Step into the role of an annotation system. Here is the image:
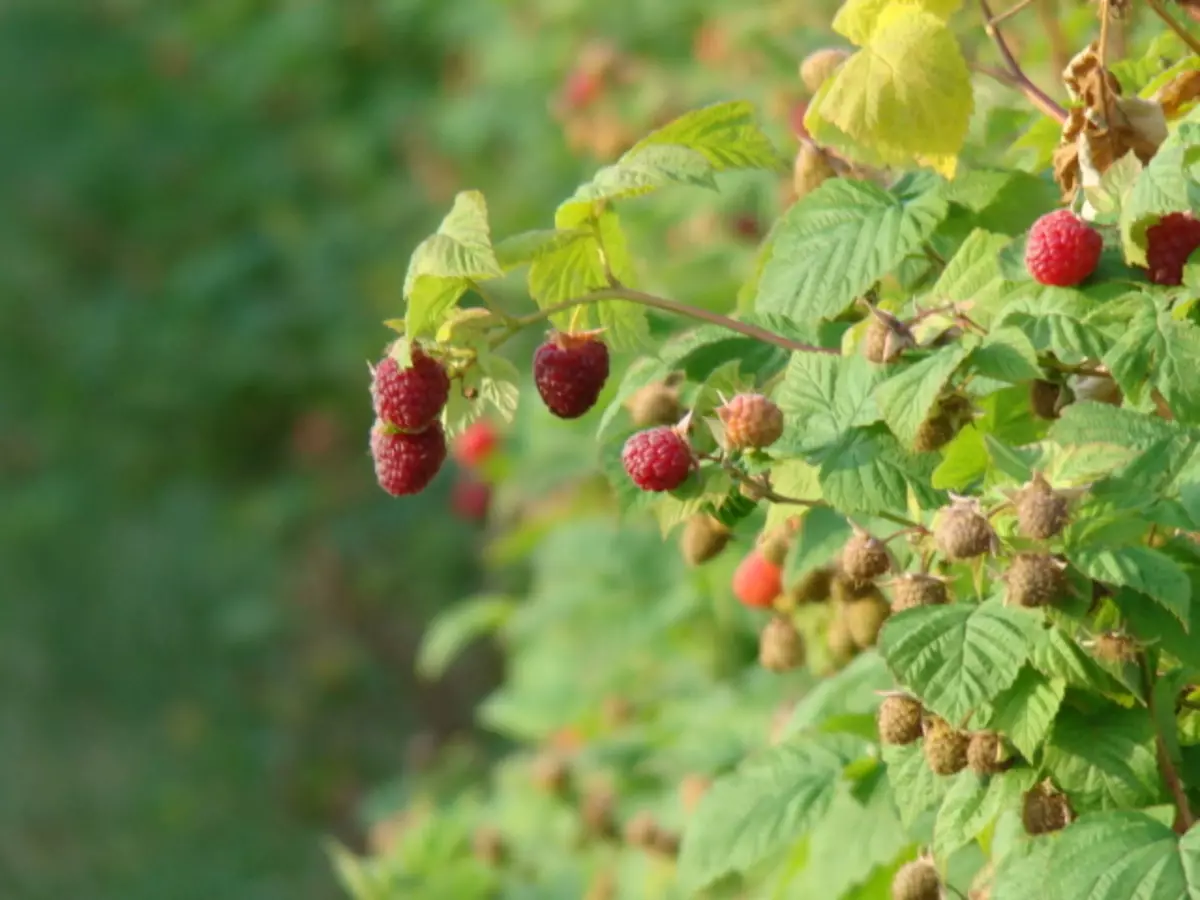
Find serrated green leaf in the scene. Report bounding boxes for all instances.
[783,506,851,586]
[494,228,586,270]
[652,467,733,537]
[809,9,972,177]
[1069,544,1191,626]
[1030,625,1119,692]
[785,651,891,736]
[1050,402,1182,450]
[764,459,823,533]
[819,425,944,517]
[925,227,1008,303]
[1043,707,1161,812]
[405,276,470,341]
[969,326,1042,383]
[933,768,1036,860]
[678,734,868,889]
[1121,122,1200,266]
[983,666,1065,758]
[876,344,970,447]
[878,601,1038,725]
[1115,587,1200,670]
[992,290,1114,363]
[882,742,952,829]
[1106,294,1200,425]
[833,0,963,45]
[756,178,947,321]
[774,352,885,455]
[416,595,514,679]
[932,425,987,490]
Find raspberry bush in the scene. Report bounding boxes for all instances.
[341,1,1200,898]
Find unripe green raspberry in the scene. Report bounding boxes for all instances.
[913,413,956,452]
[1014,473,1069,540]
[934,496,995,560]
[967,731,1005,775]
[842,586,891,649]
[1005,553,1067,608]
[1089,630,1138,664]
[840,529,891,583]
[759,616,805,672]
[863,310,915,364]
[890,573,949,612]
[826,614,858,669]
[878,695,924,746]
[783,566,834,608]
[924,719,969,775]
[680,514,731,566]
[891,859,941,900]
[1022,780,1072,834]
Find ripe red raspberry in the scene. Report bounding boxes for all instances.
[622,426,693,491]
[453,420,499,468]
[1145,212,1200,286]
[733,550,783,609]
[1025,210,1103,287]
[718,393,784,450]
[371,422,446,496]
[451,474,491,521]
[533,331,610,419]
[372,349,449,431]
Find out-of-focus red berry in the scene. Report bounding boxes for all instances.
[453,420,499,468]
[451,475,491,522]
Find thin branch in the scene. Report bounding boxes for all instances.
[979,0,1069,123]
[1144,0,1200,56]
[500,286,840,355]
[1098,0,1113,123]
[1141,653,1196,834]
[990,0,1037,25]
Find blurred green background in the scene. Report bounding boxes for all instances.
[0,1,817,897]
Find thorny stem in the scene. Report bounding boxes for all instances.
[1145,0,1200,55]
[1140,653,1196,834]
[979,0,1069,123]
[494,286,840,355]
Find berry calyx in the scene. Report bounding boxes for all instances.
[1089,630,1139,664]
[890,573,949,612]
[891,859,941,900]
[934,497,995,560]
[622,426,694,492]
[878,695,924,746]
[759,616,805,672]
[1025,209,1103,287]
[1022,780,1073,835]
[1014,473,1069,540]
[733,549,783,609]
[840,529,891,584]
[718,393,785,450]
[452,420,499,468]
[680,514,731,566]
[967,731,1006,776]
[372,349,450,431]
[371,422,447,496]
[533,331,610,419]
[924,719,969,776]
[863,309,915,364]
[1145,211,1200,286]
[1005,553,1067,608]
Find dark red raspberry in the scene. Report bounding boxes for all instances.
[1025,210,1103,287]
[372,350,449,431]
[1146,212,1200,286]
[371,422,446,496]
[453,420,498,468]
[451,474,491,521]
[622,427,693,492]
[533,332,610,419]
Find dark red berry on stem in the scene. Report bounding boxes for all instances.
[372,350,450,431]
[1025,210,1103,287]
[533,331,610,419]
[622,426,693,492]
[371,422,447,496]
[453,420,499,468]
[1146,212,1200,286]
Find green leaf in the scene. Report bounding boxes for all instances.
[1105,294,1200,425]
[932,425,987,490]
[764,459,823,533]
[933,768,1036,860]
[1050,402,1182,450]
[774,353,885,455]
[1115,588,1200,670]
[876,344,970,447]
[878,601,1038,725]
[1121,122,1200,266]
[997,811,1200,900]
[651,467,734,537]
[526,209,648,349]
[833,0,963,45]
[882,743,952,829]
[808,9,973,177]
[969,326,1042,383]
[415,596,514,680]
[404,191,504,338]
[556,101,783,222]
[819,426,944,517]
[678,734,868,890]
[1043,707,1161,812]
[783,506,851,585]
[926,227,1008,304]
[1068,544,1191,626]
[1030,625,1119,692]
[785,651,891,736]
[755,178,947,321]
[982,666,1065,758]
[991,289,1115,363]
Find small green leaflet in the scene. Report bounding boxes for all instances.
[924,227,1008,305]
[881,742,952,829]
[876,344,970,447]
[1049,401,1182,450]
[981,666,1064,758]
[404,191,504,338]
[755,177,947,321]
[818,425,944,517]
[555,101,783,224]
[878,601,1038,725]
[677,733,868,890]
[968,327,1041,383]
[1068,544,1191,626]
[774,352,885,455]
[1042,707,1162,812]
